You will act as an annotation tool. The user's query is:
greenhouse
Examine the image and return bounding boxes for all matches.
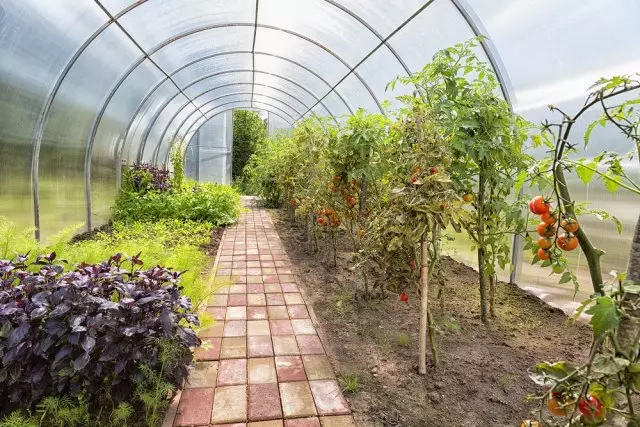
[1,0,640,426]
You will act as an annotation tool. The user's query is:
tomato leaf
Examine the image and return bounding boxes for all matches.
[585,297,620,338]
[559,271,572,284]
[591,354,629,375]
[575,160,596,185]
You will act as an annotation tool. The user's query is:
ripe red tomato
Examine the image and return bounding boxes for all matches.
[430,167,439,175]
[400,292,409,302]
[541,211,558,225]
[346,196,356,208]
[537,237,553,250]
[408,259,417,270]
[333,175,341,182]
[317,217,326,225]
[561,218,580,233]
[411,176,418,183]
[537,248,551,261]
[557,234,578,251]
[547,396,569,416]
[537,222,556,238]
[578,395,604,423]
[325,209,334,216]
[462,193,473,203]
[529,196,550,215]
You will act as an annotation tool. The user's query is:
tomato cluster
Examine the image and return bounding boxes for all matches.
[529,196,580,266]
[316,208,341,227]
[544,391,605,425]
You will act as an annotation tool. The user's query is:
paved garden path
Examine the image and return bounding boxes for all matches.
[164,198,356,427]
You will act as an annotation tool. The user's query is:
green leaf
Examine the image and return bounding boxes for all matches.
[602,172,620,193]
[585,297,620,338]
[584,120,600,146]
[612,215,623,234]
[559,272,572,284]
[592,354,629,375]
[575,161,597,185]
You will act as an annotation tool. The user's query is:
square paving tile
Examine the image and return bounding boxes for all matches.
[247,268,262,276]
[284,293,304,305]
[207,307,228,320]
[212,385,248,424]
[248,294,267,306]
[248,320,271,336]
[264,283,282,293]
[266,294,286,306]
[287,305,310,319]
[196,338,222,361]
[249,383,282,421]
[279,381,317,418]
[224,320,247,337]
[218,358,247,386]
[309,381,350,416]
[233,275,248,284]
[200,322,224,338]
[227,306,247,320]
[247,306,268,320]
[291,319,316,335]
[247,276,264,284]
[275,356,307,382]
[248,421,283,427]
[270,319,294,335]
[261,267,276,275]
[268,306,289,320]
[272,335,300,356]
[221,337,247,359]
[263,275,279,284]
[175,388,214,426]
[296,335,324,355]
[229,294,248,307]
[230,284,248,294]
[302,355,334,380]
[248,357,277,384]
[280,283,299,293]
[248,336,274,357]
[319,416,356,427]
[211,294,229,307]
[285,418,321,427]
[185,361,218,389]
[215,284,231,294]
[247,284,265,294]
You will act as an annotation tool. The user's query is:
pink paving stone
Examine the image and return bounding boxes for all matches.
[233,276,248,284]
[272,335,300,356]
[270,319,294,335]
[267,306,289,320]
[275,356,307,382]
[227,306,247,320]
[212,385,248,424]
[247,254,260,261]
[264,283,283,293]
[285,418,321,427]
[247,284,265,294]
[309,381,350,416]
[211,294,229,307]
[280,283,299,293]
[224,321,247,337]
[259,255,273,261]
[287,305,310,319]
[258,249,272,254]
[296,335,325,355]
[229,294,248,307]
[249,383,282,421]
[274,261,289,267]
[230,284,248,294]
[248,294,267,306]
[247,306,268,320]
[200,322,224,338]
[246,261,261,268]
[261,267,276,275]
[233,262,248,268]
[175,388,214,426]
[232,269,246,276]
[263,275,280,284]
[248,421,283,427]
[220,256,233,262]
[248,336,274,357]
[218,269,233,276]
[284,293,304,305]
[246,276,264,284]
[276,268,293,275]
[218,261,233,268]
[195,338,222,361]
[207,307,227,320]
[215,285,230,294]
[291,319,316,335]
[261,261,276,268]
[217,358,247,386]
[247,320,271,336]
[266,294,286,306]
[247,268,262,276]
[214,424,247,427]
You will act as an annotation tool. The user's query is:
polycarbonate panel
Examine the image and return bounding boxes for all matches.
[388,0,476,73]
[91,60,165,227]
[99,0,132,15]
[192,84,255,109]
[177,115,209,145]
[333,74,380,114]
[117,0,254,51]
[139,95,193,161]
[253,70,321,110]
[252,101,297,123]
[183,71,254,99]
[254,27,349,85]
[252,94,302,120]
[468,0,640,113]
[171,52,253,88]
[124,79,178,163]
[253,87,309,113]
[337,0,429,37]
[259,0,379,65]
[354,45,411,110]
[150,26,254,74]
[255,54,333,101]
[39,26,141,240]
[268,112,292,136]
[321,90,351,118]
[153,106,197,164]
[311,104,333,119]
[185,111,233,184]
[0,0,106,229]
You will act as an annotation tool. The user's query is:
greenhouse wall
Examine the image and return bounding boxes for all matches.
[184,111,233,185]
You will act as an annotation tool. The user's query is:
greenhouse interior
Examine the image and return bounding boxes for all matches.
[1,0,640,426]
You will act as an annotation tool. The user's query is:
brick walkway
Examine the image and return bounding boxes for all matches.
[164,199,355,427]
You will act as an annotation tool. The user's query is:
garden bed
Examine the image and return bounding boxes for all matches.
[271,210,592,427]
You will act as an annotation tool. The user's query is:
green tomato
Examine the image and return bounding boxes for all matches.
[552,264,565,274]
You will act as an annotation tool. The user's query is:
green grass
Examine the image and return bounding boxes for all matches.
[396,332,411,348]
[339,374,361,393]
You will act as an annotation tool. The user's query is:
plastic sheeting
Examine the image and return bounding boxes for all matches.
[1,0,639,299]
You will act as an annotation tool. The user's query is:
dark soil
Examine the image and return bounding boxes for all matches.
[271,210,592,427]
[70,223,112,243]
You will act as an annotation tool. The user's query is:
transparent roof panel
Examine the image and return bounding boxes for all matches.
[336,0,431,37]
[333,74,381,114]
[171,52,254,88]
[468,0,640,112]
[150,26,254,73]
[253,86,309,113]
[117,1,255,51]
[254,27,350,85]
[258,0,380,65]
[254,54,333,100]
[252,94,303,119]
[183,71,254,98]
[253,73,320,111]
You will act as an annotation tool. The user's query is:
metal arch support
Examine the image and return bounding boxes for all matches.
[148,91,304,164]
[250,0,260,107]
[449,0,516,108]
[150,82,311,164]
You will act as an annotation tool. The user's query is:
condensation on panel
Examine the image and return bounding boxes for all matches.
[91,60,165,227]
[39,26,141,240]
[170,52,254,89]
[0,0,106,229]
[259,0,379,66]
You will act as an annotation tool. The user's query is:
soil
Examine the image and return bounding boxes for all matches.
[270,210,593,427]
